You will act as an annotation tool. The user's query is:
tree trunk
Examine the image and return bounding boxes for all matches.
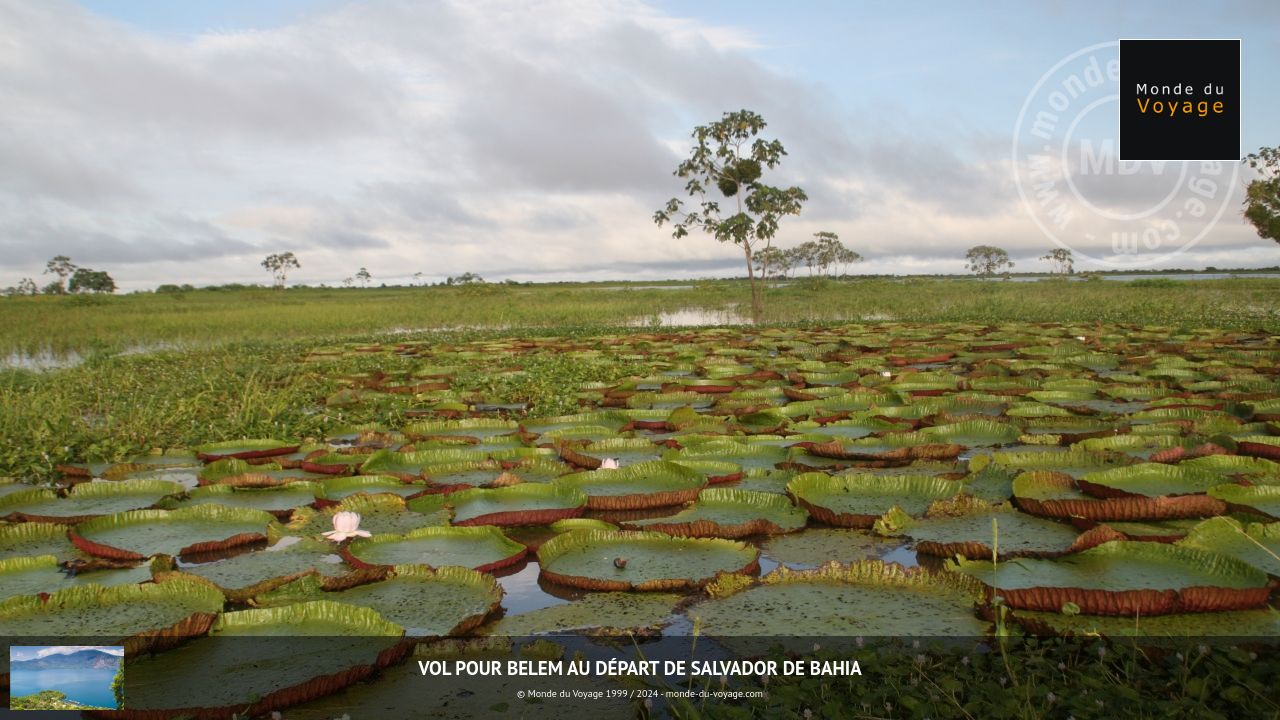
[743,244,762,323]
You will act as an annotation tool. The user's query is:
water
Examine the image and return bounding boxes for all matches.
[2,341,185,372]
[628,308,750,327]
[10,668,119,709]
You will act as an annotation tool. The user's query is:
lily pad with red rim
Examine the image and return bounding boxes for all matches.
[949,540,1272,615]
[537,529,759,591]
[786,472,962,528]
[70,505,280,561]
[552,460,707,510]
[194,439,301,462]
[343,526,526,573]
[253,564,501,637]
[407,483,587,527]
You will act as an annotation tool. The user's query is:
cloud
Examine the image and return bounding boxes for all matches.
[0,0,1273,291]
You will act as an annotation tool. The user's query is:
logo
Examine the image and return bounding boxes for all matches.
[1012,41,1239,267]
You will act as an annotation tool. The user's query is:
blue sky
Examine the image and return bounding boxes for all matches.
[1,1,1277,290]
[10,645,124,661]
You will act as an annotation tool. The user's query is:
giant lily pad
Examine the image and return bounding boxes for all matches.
[0,554,151,602]
[321,474,429,500]
[343,526,526,573]
[880,501,1088,559]
[359,449,488,480]
[620,488,808,538]
[408,483,587,526]
[553,460,707,510]
[291,494,450,537]
[917,420,1020,446]
[537,530,759,591]
[0,479,184,523]
[163,537,349,601]
[0,522,75,562]
[949,540,1272,615]
[688,561,987,638]
[1078,463,1223,498]
[761,529,901,569]
[254,565,501,636]
[169,481,324,517]
[786,472,961,528]
[1177,516,1280,576]
[1013,470,1226,521]
[1209,483,1280,519]
[71,505,279,561]
[0,576,224,650]
[115,600,404,715]
[195,439,301,461]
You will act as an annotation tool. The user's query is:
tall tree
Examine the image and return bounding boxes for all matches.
[1243,147,1280,244]
[752,246,787,279]
[68,268,116,294]
[355,267,372,287]
[43,255,77,294]
[261,252,300,290]
[654,109,807,322]
[1039,248,1074,274]
[965,245,1014,277]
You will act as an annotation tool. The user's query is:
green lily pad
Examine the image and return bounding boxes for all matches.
[1209,484,1280,519]
[321,475,429,500]
[688,561,987,638]
[1177,517,1280,576]
[950,540,1271,615]
[291,494,450,537]
[0,522,75,562]
[345,526,526,573]
[884,503,1083,559]
[0,480,184,521]
[761,529,902,569]
[171,481,324,514]
[553,460,706,510]
[72,505,279,560]
[786,472,961,528]
[255,564,501,636]
[1079,463,1223,497]
[537,530,759,591]
[0,575,224,638]
[917,420,1020,446]
[170,537,349,600]
[408,483,587,526]
[620,488,808,537]
[116,601,403,713]
[194,439,300,461]
[0,555,152,602]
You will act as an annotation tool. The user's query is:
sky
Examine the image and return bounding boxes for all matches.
[1,0,1278,291]
[10,645,124,661]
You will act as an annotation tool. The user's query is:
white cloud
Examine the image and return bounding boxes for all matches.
[0,0,1271,291]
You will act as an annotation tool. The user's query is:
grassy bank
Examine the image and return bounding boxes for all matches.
[1,277,1278,358]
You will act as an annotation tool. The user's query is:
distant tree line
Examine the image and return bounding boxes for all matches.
[2,255,116,297]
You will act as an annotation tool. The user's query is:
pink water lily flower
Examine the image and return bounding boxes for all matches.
[322,511,372,542]
[600,458,620,469]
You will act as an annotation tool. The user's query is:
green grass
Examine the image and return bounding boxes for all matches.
[1,277,1278,358]
[9,689,108,710]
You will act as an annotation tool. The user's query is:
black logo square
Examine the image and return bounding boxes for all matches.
[1119,39,1240,161]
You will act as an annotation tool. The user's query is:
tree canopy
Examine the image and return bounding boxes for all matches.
[654,109,807,321]
[965,245,1014,277]
[1243,147,1280,244]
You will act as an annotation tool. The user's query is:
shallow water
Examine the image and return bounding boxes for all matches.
[10,667,119,708]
